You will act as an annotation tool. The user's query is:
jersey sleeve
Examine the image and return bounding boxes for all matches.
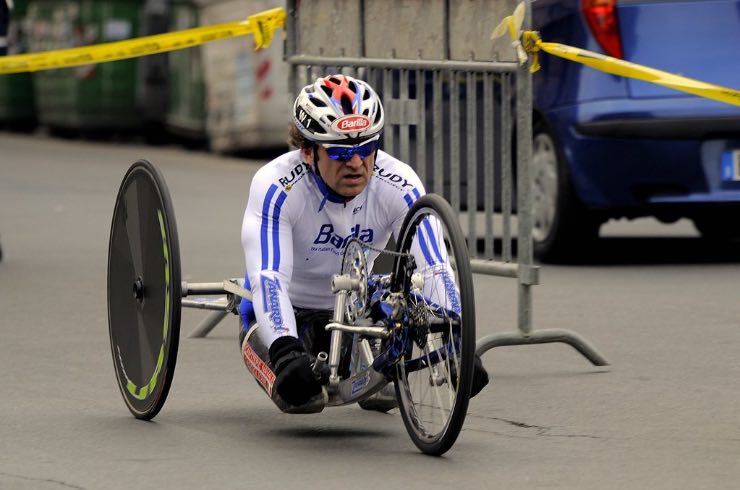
[241,169,298,346]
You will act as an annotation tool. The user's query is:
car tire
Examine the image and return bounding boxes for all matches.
[532,120,601,263]
[691,210,740,241]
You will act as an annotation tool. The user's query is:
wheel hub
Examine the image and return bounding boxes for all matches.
[132,277,144,302]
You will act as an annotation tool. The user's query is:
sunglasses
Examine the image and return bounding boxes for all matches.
[321,137,380,161]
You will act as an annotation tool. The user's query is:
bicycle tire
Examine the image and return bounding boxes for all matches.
[391,194,475,455]
[107,160,181,420]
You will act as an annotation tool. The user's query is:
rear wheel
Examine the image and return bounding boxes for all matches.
[391,194,475,456]
[107,160,181,420]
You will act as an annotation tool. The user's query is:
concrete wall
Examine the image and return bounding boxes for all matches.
[294,0,520,62]
[295,0,363,58]
[199,0,290,152]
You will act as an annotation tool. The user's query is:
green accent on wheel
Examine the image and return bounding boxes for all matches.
[123,209,171,401]
[161,208,171,340]
[164,291,170,338]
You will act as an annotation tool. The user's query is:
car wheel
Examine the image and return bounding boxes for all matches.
[691,210,740,241]
[531,121,601,262]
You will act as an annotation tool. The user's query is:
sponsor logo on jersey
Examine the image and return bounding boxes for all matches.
[374,164,415,189]
[260,275,286,332]
[435,268,462,314]
[331,115,371,134]
[278,163,307,189]
[313,223,374,249]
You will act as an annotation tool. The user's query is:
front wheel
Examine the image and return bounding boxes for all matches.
[391,194,475,456]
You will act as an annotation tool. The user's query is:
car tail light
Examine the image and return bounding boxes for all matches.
[581,0,623,59]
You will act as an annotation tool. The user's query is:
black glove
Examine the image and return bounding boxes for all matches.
[269,336,322,407]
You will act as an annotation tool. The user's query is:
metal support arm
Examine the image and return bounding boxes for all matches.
[476,328,610,366]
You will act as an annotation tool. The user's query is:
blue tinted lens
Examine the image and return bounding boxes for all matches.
[325,139,379,161]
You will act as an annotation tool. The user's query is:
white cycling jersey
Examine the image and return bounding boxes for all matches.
[240,149,457,348]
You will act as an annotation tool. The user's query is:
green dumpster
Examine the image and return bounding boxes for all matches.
[0,0,37,131]
[166,0,206,143]
[27,0,143,132]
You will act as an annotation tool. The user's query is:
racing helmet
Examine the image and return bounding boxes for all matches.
[293,74,385,144]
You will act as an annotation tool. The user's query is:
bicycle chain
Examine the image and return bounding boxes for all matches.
[353,239,413,260]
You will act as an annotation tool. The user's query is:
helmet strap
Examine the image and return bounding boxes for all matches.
[309,142,353,203]
[312,144,322,180]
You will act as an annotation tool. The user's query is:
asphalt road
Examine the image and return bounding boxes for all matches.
[2,132,740,489]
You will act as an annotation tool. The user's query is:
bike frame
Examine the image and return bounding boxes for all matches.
[180,270,461,409]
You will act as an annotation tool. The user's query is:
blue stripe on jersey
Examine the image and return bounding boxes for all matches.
[271,190,288,270]
[412,189,444,263]
[422,218,445,264]
[404,193,414,207]
[417,221,437,266]
[260,184,279,270]
[239,272,255,326]
[404,189,436,265]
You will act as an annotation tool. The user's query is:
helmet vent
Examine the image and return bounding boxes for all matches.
[374,105,383,125]
[320,85,333,97]
[310,96,327,108]
[340,95,353,115]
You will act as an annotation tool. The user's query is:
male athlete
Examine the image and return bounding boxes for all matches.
[239,74,488,409]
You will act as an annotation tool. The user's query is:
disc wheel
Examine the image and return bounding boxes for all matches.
[391,194,475,455]
[107,160,181,420]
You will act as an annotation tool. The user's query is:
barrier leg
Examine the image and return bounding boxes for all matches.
[476,328,610,366]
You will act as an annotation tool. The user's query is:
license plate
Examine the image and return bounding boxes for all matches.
[721,149,740,181]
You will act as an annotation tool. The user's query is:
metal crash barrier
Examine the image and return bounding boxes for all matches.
[282,0,608,366]
[188,0,607,367]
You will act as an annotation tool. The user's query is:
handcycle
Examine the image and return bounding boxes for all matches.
[107,159,477,456]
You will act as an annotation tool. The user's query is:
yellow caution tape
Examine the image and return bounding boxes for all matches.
[0,7,286,75]
[491,2,528,65]
[524,31,740,107]
[492,2,740,107]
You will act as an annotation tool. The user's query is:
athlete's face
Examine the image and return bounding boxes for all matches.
[306,143,376,198]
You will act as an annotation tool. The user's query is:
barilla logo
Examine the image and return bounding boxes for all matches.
[331,115,371,134]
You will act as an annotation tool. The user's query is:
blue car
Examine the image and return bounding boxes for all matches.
[531,0,740,261]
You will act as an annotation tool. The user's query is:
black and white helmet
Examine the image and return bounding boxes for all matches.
[293,74,385,143]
